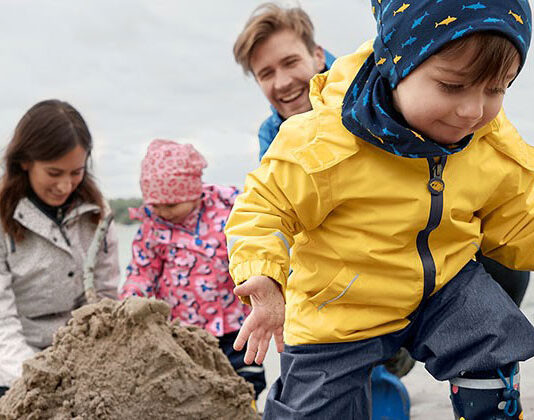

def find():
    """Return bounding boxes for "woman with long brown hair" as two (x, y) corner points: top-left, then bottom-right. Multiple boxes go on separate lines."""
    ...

(0, 100), (119, 397)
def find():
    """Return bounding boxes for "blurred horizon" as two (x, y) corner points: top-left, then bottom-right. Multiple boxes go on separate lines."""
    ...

(0, 1), (532, 199)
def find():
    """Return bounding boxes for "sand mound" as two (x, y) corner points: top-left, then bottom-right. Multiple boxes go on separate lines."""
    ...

(0, 297), (258, 420)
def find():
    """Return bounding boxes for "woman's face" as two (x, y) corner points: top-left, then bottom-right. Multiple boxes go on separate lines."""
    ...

(22, 145), (87, 206)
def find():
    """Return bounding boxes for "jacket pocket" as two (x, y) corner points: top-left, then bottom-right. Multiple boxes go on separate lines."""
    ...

(308, 265), (360, 310)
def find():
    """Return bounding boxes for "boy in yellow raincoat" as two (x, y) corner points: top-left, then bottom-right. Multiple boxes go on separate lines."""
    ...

(226, 0), (534, 418)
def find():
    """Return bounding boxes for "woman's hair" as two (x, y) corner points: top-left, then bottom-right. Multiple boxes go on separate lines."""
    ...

(437, 32), (520, 86)
(233, 2), (317, 75)
(0, 99), (105, 241)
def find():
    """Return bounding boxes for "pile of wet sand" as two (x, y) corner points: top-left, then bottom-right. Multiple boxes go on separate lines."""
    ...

(0, 297), (257, 420)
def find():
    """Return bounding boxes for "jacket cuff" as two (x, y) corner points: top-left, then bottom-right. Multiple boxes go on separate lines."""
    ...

(230, 260), (287, 305)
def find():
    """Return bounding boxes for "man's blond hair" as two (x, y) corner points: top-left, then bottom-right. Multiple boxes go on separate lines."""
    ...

(233, 3), (317, 75)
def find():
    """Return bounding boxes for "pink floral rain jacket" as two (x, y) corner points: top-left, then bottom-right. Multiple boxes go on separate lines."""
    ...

(119, 184), (250, 336)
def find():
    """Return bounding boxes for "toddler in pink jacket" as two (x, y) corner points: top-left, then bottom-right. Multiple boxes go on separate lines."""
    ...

(119, 139), (265, 398)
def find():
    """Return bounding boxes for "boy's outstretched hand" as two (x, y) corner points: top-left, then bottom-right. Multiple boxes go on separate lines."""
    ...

(233, 275), (285, 365)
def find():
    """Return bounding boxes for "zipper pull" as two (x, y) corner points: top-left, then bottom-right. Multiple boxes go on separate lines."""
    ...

(428, 157), (445, 195)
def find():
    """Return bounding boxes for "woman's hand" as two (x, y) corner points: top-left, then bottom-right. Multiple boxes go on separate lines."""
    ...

(233, 275), (285, 364)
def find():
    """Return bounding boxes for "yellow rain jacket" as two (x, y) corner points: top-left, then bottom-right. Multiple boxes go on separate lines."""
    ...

(225, 41), (534, 346)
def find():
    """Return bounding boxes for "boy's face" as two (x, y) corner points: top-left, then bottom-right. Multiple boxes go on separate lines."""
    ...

(392, 43), (520, 145)
(152, 199), (200, 224)
(250, 29), (325, 120)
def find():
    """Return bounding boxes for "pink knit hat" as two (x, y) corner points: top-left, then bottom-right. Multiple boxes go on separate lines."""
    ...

(140, 139), (207, 204)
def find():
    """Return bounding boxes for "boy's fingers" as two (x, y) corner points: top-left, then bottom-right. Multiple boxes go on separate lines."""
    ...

(233, 282), (251, 296)
(255, 336), (270, 365)
(244, 334), (260, 365)
(274, 328), (284, 353)
(244, 348), (256, 365)
(234, 321), (252, 351)
(233, 334), (246, 351)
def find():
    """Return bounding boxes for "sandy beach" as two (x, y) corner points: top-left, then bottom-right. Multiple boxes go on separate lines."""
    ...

(257, 283), (534, 417)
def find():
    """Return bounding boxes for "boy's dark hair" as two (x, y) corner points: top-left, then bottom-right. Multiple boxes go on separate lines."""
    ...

(437, 32), (520, 86)
(0, 99), (105, 241)
(233, 2), (317, 75)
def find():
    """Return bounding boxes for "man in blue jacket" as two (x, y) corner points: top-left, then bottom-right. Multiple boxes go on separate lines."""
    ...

(233, 3), (335, 161)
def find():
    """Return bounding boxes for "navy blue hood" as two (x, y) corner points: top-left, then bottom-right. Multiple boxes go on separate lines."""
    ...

(342, 0), (532, 158)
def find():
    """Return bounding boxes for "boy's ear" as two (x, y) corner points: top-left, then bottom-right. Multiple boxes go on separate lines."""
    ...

(313, 45), (326, 71)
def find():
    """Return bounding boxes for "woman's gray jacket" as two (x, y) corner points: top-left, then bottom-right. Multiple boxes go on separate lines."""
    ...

(0, 198), (119, 386)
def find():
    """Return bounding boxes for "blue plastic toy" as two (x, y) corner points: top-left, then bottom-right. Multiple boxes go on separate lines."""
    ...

(371, 365), (411, 420)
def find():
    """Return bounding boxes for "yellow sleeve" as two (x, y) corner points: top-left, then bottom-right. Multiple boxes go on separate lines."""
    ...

(225, 130), (335, 298)
(478, 111), (534, 270)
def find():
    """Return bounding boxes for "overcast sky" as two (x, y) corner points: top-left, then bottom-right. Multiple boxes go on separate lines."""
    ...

(0, 0), (532, 198)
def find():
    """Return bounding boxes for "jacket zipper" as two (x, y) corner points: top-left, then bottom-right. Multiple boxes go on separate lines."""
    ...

(53, 208), (70, 247)
(58, 224), (71, 247)
(416, 156), (446, 300)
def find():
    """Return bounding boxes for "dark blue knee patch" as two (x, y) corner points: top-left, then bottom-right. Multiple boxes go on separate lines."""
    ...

(450, 363), (523, 419)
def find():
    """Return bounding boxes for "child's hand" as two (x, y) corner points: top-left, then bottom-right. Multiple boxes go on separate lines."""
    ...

(233, 275), (285, 365)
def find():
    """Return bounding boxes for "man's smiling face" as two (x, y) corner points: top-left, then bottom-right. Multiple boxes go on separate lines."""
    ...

(251, 29), (325, 120)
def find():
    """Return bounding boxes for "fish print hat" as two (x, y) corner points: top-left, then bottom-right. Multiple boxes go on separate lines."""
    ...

(341, 0), (532, 158)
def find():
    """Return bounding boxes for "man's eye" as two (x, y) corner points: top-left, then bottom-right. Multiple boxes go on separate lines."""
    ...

(438, 82), (463, 92)
(259, 70), (273, 80)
